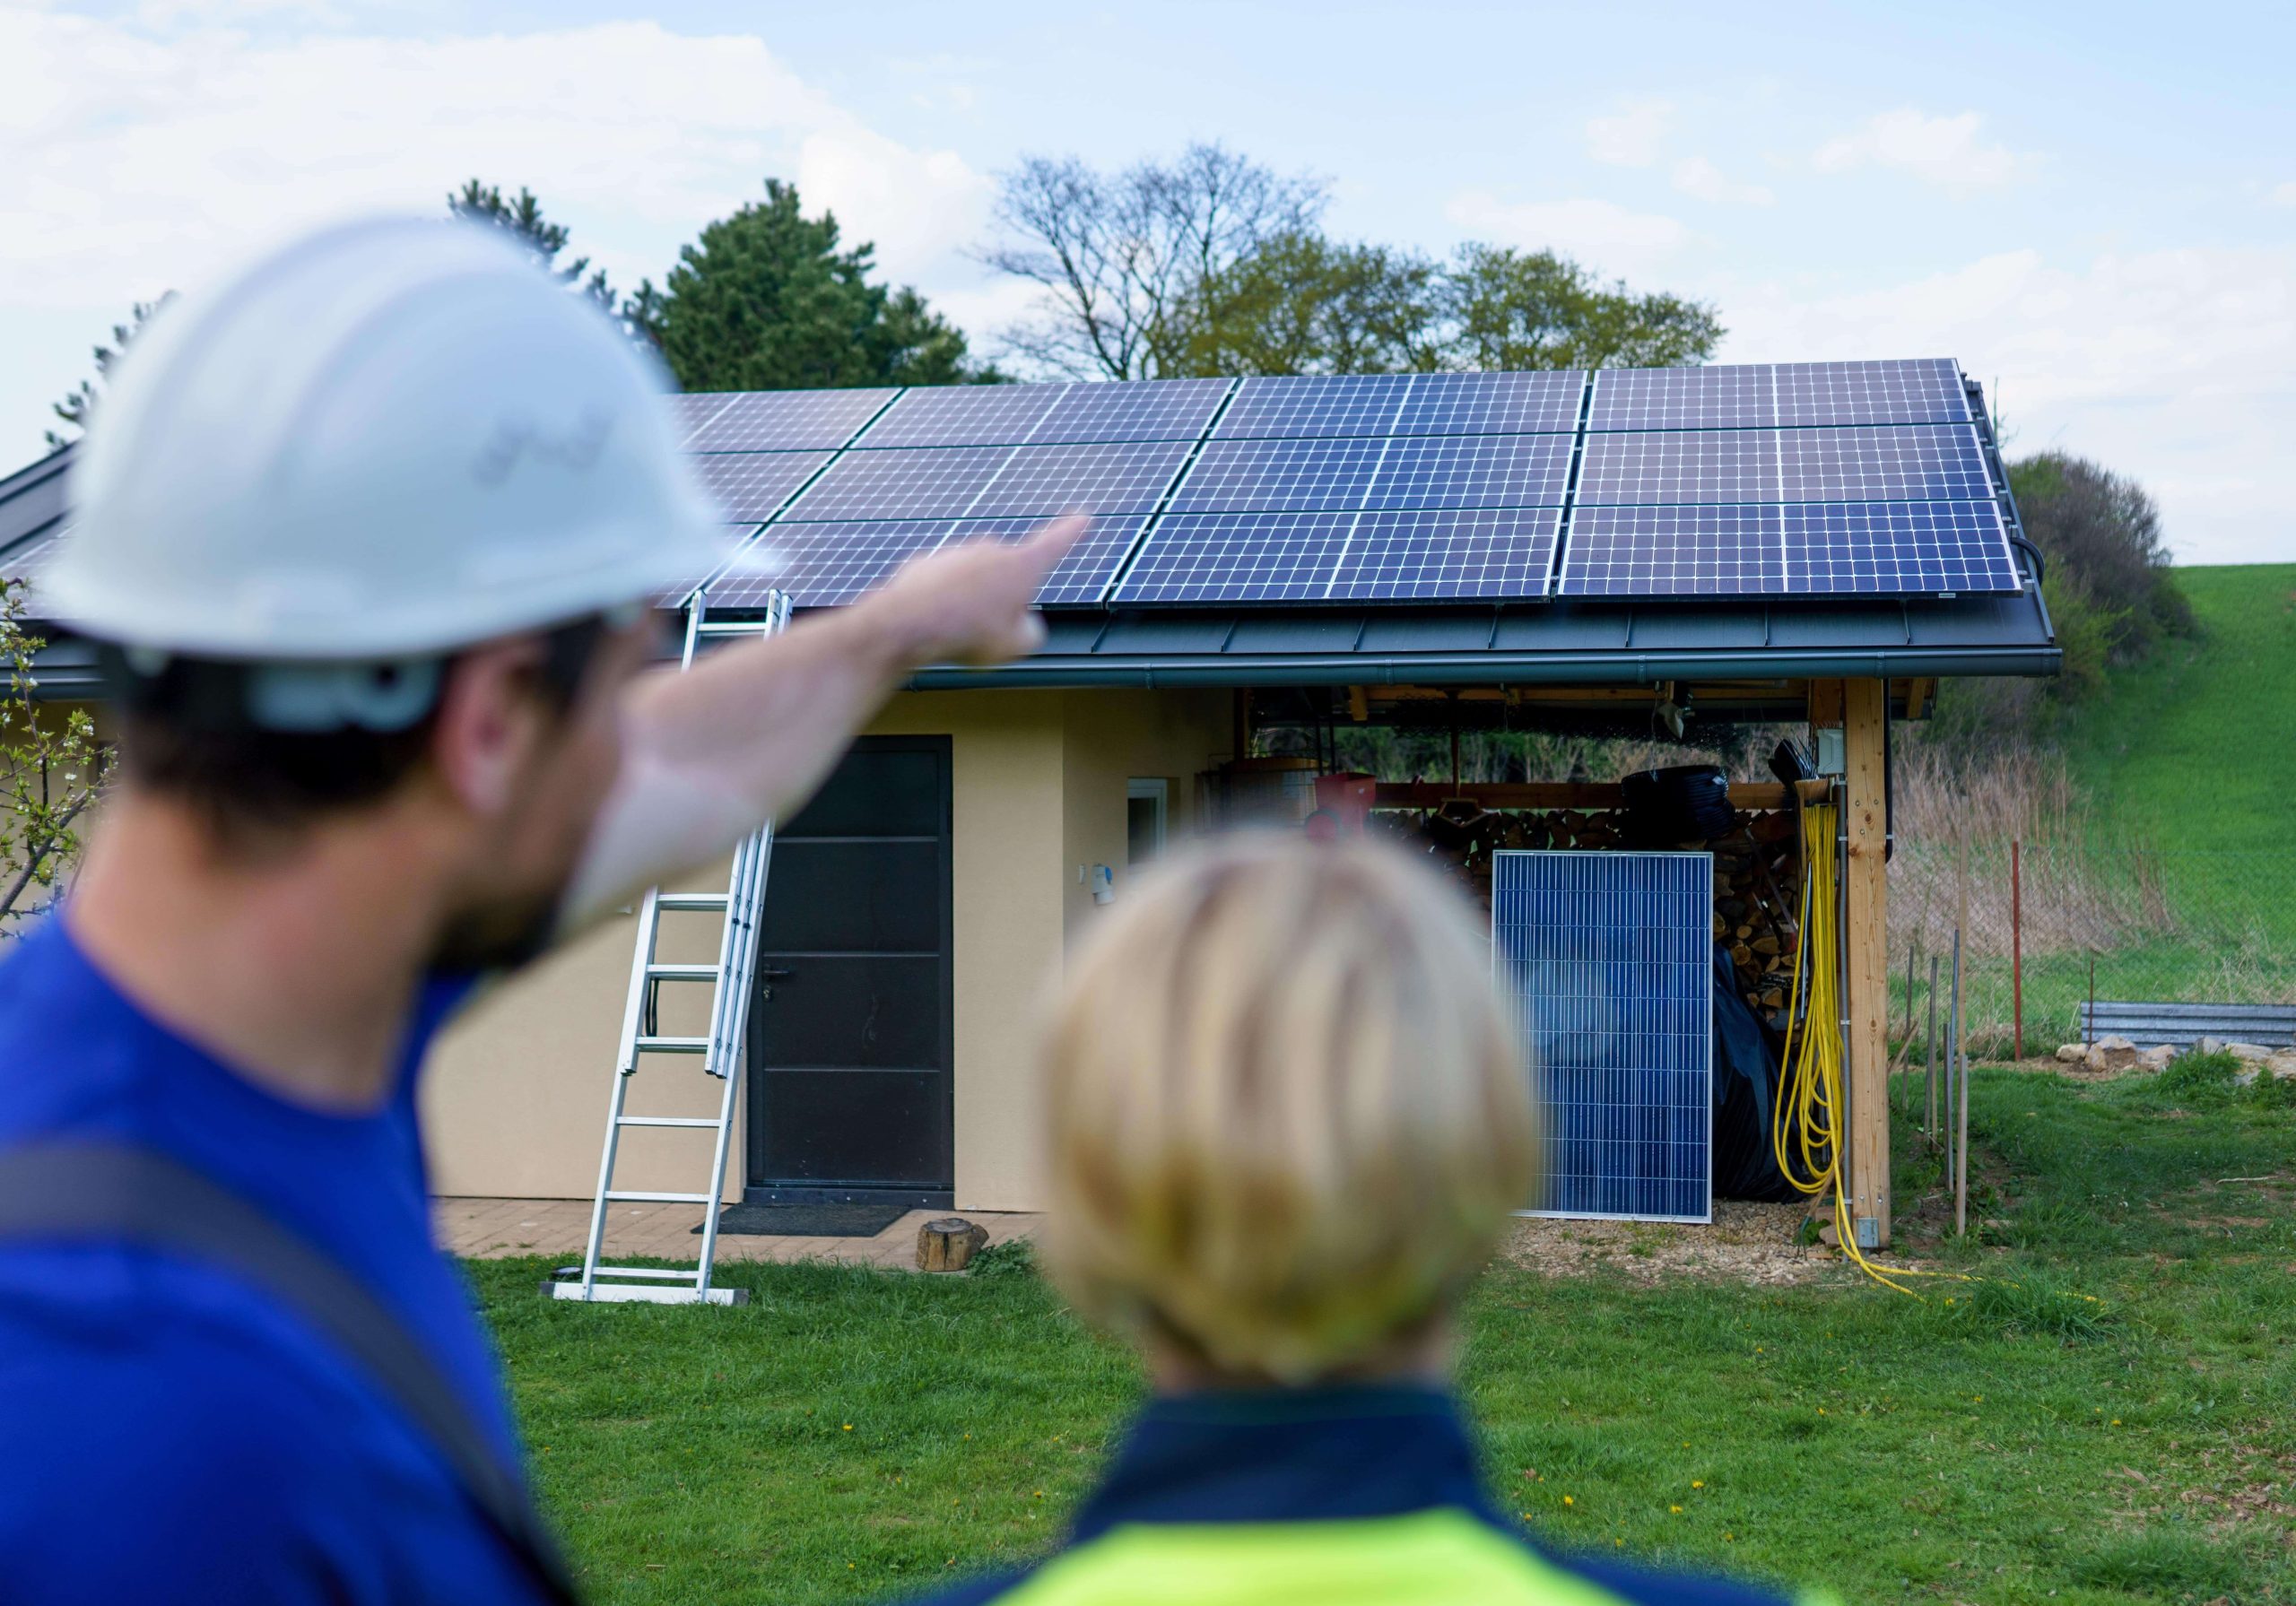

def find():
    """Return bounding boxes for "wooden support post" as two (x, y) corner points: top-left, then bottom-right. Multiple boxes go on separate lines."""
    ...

(1842, 677), (1891, 1247)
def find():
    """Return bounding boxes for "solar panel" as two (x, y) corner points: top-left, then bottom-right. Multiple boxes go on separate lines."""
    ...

(964, 440), (1194, 518)
(1326, 508), (1561, 601)
(1494, 850), (1712, 1223)
(1775, 423), (1991, 502)
(1167, 437), (1391, 514)
(665, 392), (736, 437)
(1389, 369), (1586, 436)
(1026, 378), (1231, 444)
(1, 527), (68, 584)
(1588, 365), (1775, 431)
(1557, 505), (1781, 596)
(1575, 430), (1779, 506)
(780, 447), (1011, 523)
(687, 451), (834, 520)
(700, 516), (1148, 610)
(683, 388), (895, 452)
(1361, 433), (1574, 509)
(1774, 359), (1970, 427)
(860, 384), (1065, 449)
(1111, 510), (1364, 603)
(1779, 500), (2017, 594)
(1557, 500), (2017, 597)
(1213, 374), (1416, 439)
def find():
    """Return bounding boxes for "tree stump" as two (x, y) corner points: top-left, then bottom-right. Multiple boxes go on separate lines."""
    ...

(917, 1216), (989, 1272)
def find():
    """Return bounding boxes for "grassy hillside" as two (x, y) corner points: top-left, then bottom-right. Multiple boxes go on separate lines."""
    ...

(2060, 562), (2296, 853)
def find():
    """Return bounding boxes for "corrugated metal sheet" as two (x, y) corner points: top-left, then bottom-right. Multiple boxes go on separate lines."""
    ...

(2077, 1002), (2296, 1050)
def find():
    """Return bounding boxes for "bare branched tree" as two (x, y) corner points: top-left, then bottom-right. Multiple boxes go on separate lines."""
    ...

(981, 143), (1327, 379)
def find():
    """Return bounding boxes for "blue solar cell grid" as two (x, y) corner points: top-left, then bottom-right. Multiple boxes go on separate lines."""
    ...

(1326, 508), (1561, 602)
(1112, 510), (1361, 603)
(1776, 423), (1990, 502)
(861, 384), (1065, 448)
(1588, 365), (1775, 431)
(665, 392), (735, 436)
(1359, 434), (1573, 509)
(1774, 359), (1970, 427)
(1213, 374), (1417, 439)
(704, 516), (1148, 609)
(1576, 431), (1778, 506)
(1027, 378), (1231, 444)
(1779, 500), (2015, 594)
(1558, 505), (1782, 597)
(1389, 370), (1587, 437)
(781, 447), (1011, 522)
(1167, 438), (1391, 514)
(1494, 850), (1712, 1223)
(965, 440), (1193, 518)
(683, 388), (895, 452)
(688, 451), (833, 520)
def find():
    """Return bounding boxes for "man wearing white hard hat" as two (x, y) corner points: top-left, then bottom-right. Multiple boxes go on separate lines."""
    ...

(0, 218), (1081, 1604)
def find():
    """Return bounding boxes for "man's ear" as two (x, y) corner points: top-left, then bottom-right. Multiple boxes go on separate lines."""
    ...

(428, 641), (551, 817)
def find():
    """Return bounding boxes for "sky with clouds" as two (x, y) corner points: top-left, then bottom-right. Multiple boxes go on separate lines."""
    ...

(4, 0), (2290, 563)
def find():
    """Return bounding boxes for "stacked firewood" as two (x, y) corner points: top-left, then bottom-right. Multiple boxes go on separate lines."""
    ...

(1370, 804), (1806, 1034)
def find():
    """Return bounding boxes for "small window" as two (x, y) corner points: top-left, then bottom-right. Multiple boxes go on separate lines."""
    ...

(1126, 778), (1170, 867)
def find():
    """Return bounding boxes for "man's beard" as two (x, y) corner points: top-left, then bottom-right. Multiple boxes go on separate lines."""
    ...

(428, 885), (565, 974)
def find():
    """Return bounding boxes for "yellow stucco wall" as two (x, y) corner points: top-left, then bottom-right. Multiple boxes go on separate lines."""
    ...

(418, 686), (1231, 1212)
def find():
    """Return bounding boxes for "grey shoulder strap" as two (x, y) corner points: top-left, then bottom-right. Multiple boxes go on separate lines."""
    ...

(0, 1142), (580, 1605)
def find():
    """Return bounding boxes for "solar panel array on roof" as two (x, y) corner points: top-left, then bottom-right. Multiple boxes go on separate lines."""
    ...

(666, 358), (2022, 612)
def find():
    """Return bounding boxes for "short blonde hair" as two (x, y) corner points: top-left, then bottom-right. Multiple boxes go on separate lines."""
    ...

(1039, 833), (1537, 1384)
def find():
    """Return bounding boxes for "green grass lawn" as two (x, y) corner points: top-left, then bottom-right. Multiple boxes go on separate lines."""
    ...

(476, 1061), (2296, 1606)
(2062, 563), (2296, 855)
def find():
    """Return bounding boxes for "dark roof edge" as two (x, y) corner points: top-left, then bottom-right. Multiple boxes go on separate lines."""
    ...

(910, 642), (2063, 691)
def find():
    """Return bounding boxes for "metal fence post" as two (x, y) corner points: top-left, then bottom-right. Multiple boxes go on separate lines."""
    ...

(1926, 952), (1940, 1142)
(2012, 838), (2023, 1061)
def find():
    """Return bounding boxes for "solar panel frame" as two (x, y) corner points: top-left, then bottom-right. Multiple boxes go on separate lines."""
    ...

(682, 388), (896, 452)
(686, 450), (836, 520)
(857, 384), (1066, 449)
(1496, 849), (1712, 1224)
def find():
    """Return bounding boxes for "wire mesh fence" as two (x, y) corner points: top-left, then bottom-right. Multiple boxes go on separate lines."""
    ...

(1887, 840), (2296, 1057)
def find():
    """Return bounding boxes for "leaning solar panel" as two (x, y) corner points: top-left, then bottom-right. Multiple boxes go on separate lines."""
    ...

(682, 387), (896, 452)
(1779, 500), (2017, 594)
(1775, 423), (1991, 502)
(1111, 510), (1365, 603)
(859, 383), (1066, 449)
(1326, 508), (1561, 602)
(962, 440), (1193, 518)
(688, 451), (834, 520)
(1773, 359), (1970, 427)
(1495, 850), (1711, 1223)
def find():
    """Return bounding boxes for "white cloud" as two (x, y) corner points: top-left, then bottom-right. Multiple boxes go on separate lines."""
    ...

(1445, 191), (1691, 281)
(0, 8), (996, 457)
(1812, 109), (2026, 191)
(1671, 156), (1773, 207)
(1584, 98), (1674, 168)
(1722, 246), (2296, 564)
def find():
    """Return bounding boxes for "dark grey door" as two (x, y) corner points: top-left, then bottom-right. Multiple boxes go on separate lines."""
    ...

(745, 737), (954, 1203)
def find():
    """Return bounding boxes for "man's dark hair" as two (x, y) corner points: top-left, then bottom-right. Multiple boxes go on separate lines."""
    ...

(107, 616), (611, 838)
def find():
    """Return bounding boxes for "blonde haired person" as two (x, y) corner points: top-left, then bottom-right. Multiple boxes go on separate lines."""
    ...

(899, 835), (1830, 1606)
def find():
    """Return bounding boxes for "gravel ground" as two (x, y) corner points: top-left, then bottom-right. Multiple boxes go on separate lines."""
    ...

(1500, 1199), (1846, 1287)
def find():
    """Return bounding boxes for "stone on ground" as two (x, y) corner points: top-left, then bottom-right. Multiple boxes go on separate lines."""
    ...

(2085, 1035), (2142, 1072)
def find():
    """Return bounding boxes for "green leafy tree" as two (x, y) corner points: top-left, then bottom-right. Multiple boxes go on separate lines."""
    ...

(2007, 453), (2191, 660)
(46, 294), (177, 454)
(1186, 232), (1444, 376)
(449, 179), (619, 310)
(651, 180), (992, 390)
(0, 582), (109, 933)
(1439, 244), (1722, 371)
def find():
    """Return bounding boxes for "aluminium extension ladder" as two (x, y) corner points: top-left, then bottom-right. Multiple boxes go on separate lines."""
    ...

(551, 591), (792, 1306)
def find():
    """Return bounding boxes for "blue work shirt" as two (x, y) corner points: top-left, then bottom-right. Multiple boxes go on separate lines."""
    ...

(0, 916), (544, 1604)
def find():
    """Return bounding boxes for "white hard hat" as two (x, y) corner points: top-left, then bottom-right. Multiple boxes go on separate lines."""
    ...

(46, 215), (732, 661)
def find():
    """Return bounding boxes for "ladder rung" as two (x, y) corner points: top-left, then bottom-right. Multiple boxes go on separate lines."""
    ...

(655, 892), (730, 911)
(583, 1265), (705, 1280)
(614, 1116), (721, 1129)
(604, 1189), (718, 1203)
(634, 1035), (709, 1053)
(645, 962), (721, 980)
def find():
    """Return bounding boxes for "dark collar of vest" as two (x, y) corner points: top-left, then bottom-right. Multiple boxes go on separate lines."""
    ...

(1067, 1384), (1498, 1541)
